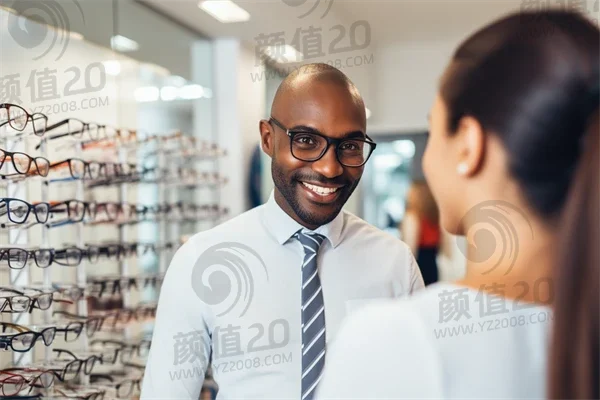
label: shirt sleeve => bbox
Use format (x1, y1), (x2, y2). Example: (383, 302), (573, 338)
(140, 241), (211, 400)
(408, 249), (426, 293)
(315, 302), (442, 400)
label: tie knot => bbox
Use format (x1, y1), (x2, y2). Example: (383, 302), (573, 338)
(294, 230), (326, 253)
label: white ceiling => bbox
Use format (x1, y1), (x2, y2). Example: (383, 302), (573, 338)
(138, 0), (526, 45)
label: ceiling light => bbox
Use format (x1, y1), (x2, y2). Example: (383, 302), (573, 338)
(111, 35), (139, 52)
(179, 84), (205, 100)
(161, 86), (178, 102)
(134, 86), (159, 103)
(198, 0), (250, 23)
(102, 60), (121, 76)
(263, 45), (303, 63)
(365, 107), (372, 120)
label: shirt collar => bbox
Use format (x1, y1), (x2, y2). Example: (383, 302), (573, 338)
(264, 190), (344, 249)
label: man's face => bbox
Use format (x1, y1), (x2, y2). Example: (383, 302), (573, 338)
(261, 80), (367, 229)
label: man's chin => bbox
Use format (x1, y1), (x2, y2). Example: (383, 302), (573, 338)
(295, 196), (345, 228)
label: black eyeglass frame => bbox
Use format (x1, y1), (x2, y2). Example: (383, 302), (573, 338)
(268, 117), (377, 167)
(0, 104), (48, 136)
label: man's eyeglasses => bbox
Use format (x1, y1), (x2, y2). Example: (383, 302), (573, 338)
(269, 117), (377, 167)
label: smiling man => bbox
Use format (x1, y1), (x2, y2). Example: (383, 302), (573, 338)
(141, 63), (424, 400)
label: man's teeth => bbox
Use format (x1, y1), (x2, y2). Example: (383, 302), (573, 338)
(302, 182), (339, 196)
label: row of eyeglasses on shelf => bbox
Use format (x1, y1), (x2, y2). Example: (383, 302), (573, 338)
(1, 102), (227, 156)
(0, 198), (229, 229)
(0, 148), (228, 188)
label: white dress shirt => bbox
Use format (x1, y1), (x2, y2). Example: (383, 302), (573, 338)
(140, 192), (424, 400)
(316, 282), (552, 400)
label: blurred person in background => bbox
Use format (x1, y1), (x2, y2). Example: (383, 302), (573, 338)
(400, 180), (442, 285)
(317, 10), (598, 399)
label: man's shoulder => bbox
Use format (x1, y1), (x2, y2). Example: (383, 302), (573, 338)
(171, 206), (265, 260)
(341, 209), (411, 254)
(185, 205), (264, 245)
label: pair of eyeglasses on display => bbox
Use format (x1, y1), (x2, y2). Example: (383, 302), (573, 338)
(0, 198), (50, 229)
(34, 119), (116, 149)
(50, 284), (86, 303)
(0, 247), (100, 270)
(48, 158), (139, 183)
(88, 275), (163, 299)
(0, 103), (48, 138)
(268, 116), (377, 167)
(53, 386), (106, 400)
(0, 288), (73, 313)
(0, 149), (50, 180)
(0, 323), (57, 353)
(52, 312), (105, 341)
(48, 349), (103, 382)
(89, 339), (151, 365)
(47, 200), (149, 228)
(88, 373), (142, 399)
(0, 368), (55, 396)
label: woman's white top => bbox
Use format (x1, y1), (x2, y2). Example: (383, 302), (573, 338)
(316, 282), (553, 400)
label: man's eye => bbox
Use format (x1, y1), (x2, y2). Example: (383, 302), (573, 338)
(294, 135), (316, 145)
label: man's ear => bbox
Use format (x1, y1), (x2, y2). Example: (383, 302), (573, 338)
(259, 119), (274, 158)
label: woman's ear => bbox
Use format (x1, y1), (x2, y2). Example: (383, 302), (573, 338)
(455, 115), (485, 177)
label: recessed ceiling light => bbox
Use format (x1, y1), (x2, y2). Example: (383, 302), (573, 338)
(179, 84), (205, 100)
(111, 35), (139, 52)
(102, 60), (121, 76)
(198, 0), (250, 23)
(263, 45), (303, 64)
(161, 86), (178, 102)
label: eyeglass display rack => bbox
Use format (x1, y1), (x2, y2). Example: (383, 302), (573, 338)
(0, 105), (228, 398)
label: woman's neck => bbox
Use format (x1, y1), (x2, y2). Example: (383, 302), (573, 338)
(455, 215), (556, 306)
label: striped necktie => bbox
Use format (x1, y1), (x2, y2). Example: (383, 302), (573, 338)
(294, 230), (327, 400)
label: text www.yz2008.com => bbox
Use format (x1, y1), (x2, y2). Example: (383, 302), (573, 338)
(434, 310), (553, 339)
(213, 352), (293, 374)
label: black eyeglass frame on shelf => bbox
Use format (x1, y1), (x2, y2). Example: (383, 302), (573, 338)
(0, 103), (48, 136)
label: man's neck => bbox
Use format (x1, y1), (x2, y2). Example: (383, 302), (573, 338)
(274, 189), (320, 231)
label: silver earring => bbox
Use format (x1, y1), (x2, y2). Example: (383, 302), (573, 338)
(457, 163), (469, 175)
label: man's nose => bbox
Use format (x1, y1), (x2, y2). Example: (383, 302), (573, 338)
(311, 145), (343, 179)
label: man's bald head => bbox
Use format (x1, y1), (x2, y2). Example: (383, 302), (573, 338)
(271, 63), (365, 120)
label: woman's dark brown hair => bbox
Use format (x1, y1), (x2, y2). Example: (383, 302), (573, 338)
(440, 10), (599, 398)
